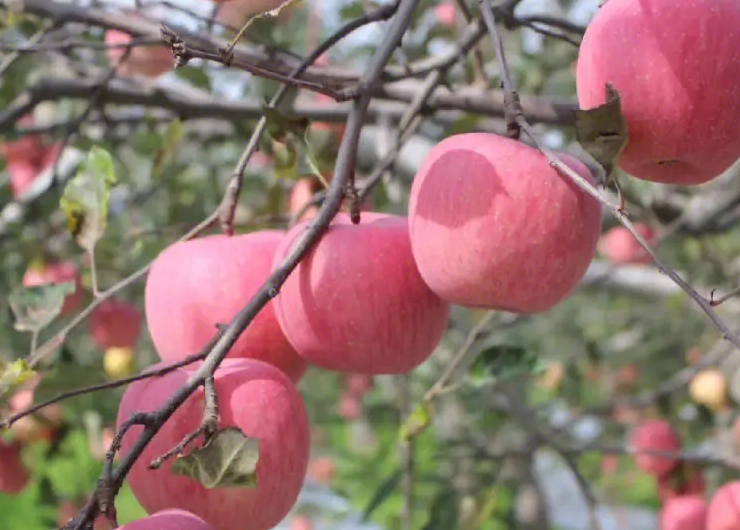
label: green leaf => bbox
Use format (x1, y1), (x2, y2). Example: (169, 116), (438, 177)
(422, 487), (459, 530)
(361, 468), (402, 521)
(8, 282), (75, 333)
(468, 345), (545, 385)
(152, 119), (185, 179)
(574, 83), (629, 179)
(0, 360), (37, 395)
(399, 400), (434, 442)
(174, 66), (211, 90)
(59, 147), (117, 251)
(263, 107), (309, 142)
(170, 427), (260, 488)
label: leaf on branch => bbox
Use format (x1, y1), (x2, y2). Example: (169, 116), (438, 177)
(263, 106), (309, 142)
(0, 360), (37, 396)
(361, 469), (402, 521)
(574, 83), (629, 179)
(59, 147), (117, 252)
(171, 427), (260, 488)
(8, 282), (75, 333)
(399, 400), (434, 442)
(152, 119), (185, 179)
(468, 344), (545, 385)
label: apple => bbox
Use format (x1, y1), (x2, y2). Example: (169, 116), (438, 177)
(707, 481), (740, 530)
(105, 25), (172, 78)
(5, 377), (62, 444)
(661, 496), (707, 530)
(290, 515), (313, 530)
(598, 224), (657, 265)
(0, 439), (29, 494)
(690, 369), (729, 411)
(345, 374), (373, 396)
(145, 230), (307, 381)
(22, 260), (83, 316)
(104, 346), (135, 379)
(90, 299), (141, 349)
(576, 0), (740, 185)
(7, 161), (38, 198)
(337, 392), (363, 421)
(288, 178), (320, 222)
(658, 467), (706, 502)
(629, 419), (681, 477)
(307, 456), (335, 485)
(272, 213), (451, 374)
(117, 358), (309, 530)
(408, 132), (602, 313)
(117, 509), (216, 530)
(435, 2), (456, 28)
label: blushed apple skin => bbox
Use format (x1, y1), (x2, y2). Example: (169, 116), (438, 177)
(105, 28), (172, 78)
(629, 419), (681, 477)
(576, 0), (740, 185)
(118, 509), (216, 530)
(598, 223), (657, 265)
(660, 495), (707, 530)
(707, 482), (740, 530)
(408, 133), (602, 313)
(22, 260), (83, 316)
(0, 439), (29, 494)
(273, 213), (450, 374)
(145, 231), (307, 381)
(116, 359), (310, 530)
(90, 299), (142, 349)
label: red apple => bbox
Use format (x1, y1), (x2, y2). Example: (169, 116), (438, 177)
(576, 0), (740, 185)
(629, 419), (681, 477)
(117, 359), (310, 530)
(7, 377), (62, 444)
(145, 231), (307, 381)
(707, 482), (740, 530)
(0, 115), (46, 165)
(272, 213), (451, 374)
(307, 456), (335, 485)
(290, 515), (313, 530)
(0, 439), (29, 494)
(408, 132), (602, 313)
(105, 25), (172, 78)
(661, 495), (707, 530)
(598, 223), (657, 265)
(288, 178), (320, 222)
(337, 392), (363, 421)
(89, 299), (141, 349)
(435, 2), (456, 27)
(658, 468), (706, 502)
(118, 509), (216, 530)
(7, 161), (39, 198)
(345, 374), (373, 396)
(22, 260), (83, 316)
(216, 0), (293, 27)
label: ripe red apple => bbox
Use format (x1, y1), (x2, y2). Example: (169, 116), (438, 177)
(290, 515), (313, 530)
(117, 358), (310, 530)
(118, 509), (216, 530)
(89, 299), (141, 349)
(707, 481), (740, 530)
(6, 377), (62, 443)
(288, 178), (320, 221)
(660, 495), (707, 530)
(435, 2), (456, 27)
(272, 213), (450, 374)
(145, 231), (307, 381)
(337, 392), (363, 421)
(307, 456), (335, 485)
(7, 161), (39, 197)
(22, 260), (83, 316)
(105, 26), (172, 78)
(212, 0), (291, 17)
(629, 419), (681, 477)
(345, 374), (373, 396)
(0, 439), (29, 494)
(598, 224), (657, 265)
(576, 0), (740, 185)
(408, 132), (602, 313)
(658, 468), (706, 502)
